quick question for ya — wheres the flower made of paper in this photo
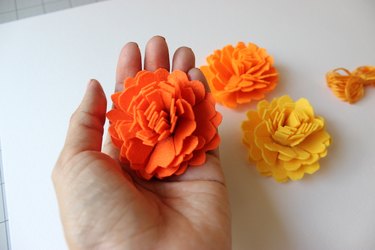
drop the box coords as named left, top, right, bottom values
left=201, top=42, right=278, bottom=108
left=242, top=95, right=331, bottom=182
left=107, top=69, right=222, bottom=180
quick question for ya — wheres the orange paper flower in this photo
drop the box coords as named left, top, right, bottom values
left=201, top=42, right=278, bottom=108
left=242, top=95, right=331, bottom=182
left=326, top=66, right=375, bottom=104
left=107, top=69, right=222, bottom=180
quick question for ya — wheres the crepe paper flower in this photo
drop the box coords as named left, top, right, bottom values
left=200, top=42, right=278, bottom=108
left=326, top=66, right=375, bottom=104
left=107, top=68, right=222, bottom=180
left=242, top=95, right=331, bottom=182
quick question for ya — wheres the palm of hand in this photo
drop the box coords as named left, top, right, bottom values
left=53, top=37, right=231, bottom=250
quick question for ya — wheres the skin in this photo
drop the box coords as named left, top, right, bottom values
left=52, top=36, right=231, bottom=250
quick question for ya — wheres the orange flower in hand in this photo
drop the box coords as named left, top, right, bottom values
left=107, top=68, right=222, bottom=180
left=201, top=42, right=278, bottom=108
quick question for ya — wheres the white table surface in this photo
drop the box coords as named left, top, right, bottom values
left=1, top=0, right=375, bottom=249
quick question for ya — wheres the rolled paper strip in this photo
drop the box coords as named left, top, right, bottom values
left=201, top=42, right=278, bottom=108
left=107, top=68, right=222, bottom=180
left=242, top=95, right=331, bottom=182
left=326, top=66, right=375, bottom=104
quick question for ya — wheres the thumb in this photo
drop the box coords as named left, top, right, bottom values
left=60, top=79, right=107, bottom=164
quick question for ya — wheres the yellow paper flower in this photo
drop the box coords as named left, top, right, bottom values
left=242, top=95, right=331, bottom=182
left=201, top=42, right=278, bottom=108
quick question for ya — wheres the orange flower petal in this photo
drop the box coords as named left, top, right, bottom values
left=137, top=71, right=157, bottom=88
left=155, top=165, right=179, bottom=178
left=145, top=89, right=165, bottom=109
left=210, top=112, right=223, bottom=128
left=145, top=137, right=175, bottom=174
left=181, top=136, right=199, bottom=155
left=190, top=150, right=206, bottom=166
left=190, top=80, right=206, bottom=103
left=154, top=68, right=169, bottom=81
left=118, top=86, right=139, bottom=112
left=204, top=134, right=221, bottom=151
left=111, top=92, right=121, bottom=108
left=137, top=169, right=153, bottom=180
left=126, top=138, right=153, bottom=166
left=107, top=109, right=132, bottom=122
left=116, top=122, right=136, bottom=141
left=180, top=87, right=196, bottom=106
left=175, top=162, right=189, bottom=175
left=174, top=119, right=196, bottom=155
left=108, top=125, right=122, bottom=148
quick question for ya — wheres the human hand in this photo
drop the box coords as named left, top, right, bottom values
left=52, top=36, right=231, bottom=250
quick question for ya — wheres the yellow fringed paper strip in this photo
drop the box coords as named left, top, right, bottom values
left=326, top=66, right=375, bottom=104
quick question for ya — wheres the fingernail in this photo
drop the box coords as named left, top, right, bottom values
left=126, top=42, right=139, bottom=48
left=154, top=35, right=166, bottom=41
left=87, top=79, right=96, bottom=88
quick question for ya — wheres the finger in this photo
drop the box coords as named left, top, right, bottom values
left=102, top=137, right=121, bottom=163
left=115, top=42, right=142, bottom=92
left=59, top=80, right=107, bottom=164
left=104, top=43, right=142, bottom=159
left=188, top=67, right=211, bottom=93
left=172, top=47, right=195, bottom=72
left=144, top=36, right=170, bottom=71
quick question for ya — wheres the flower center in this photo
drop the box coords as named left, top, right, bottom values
left=266, top=109, right=324, bottom=147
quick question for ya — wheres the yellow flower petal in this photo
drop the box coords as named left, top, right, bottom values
left=302, top=153, right=319, bottom=165
left=256, top=160, right=272, bottom=176
left=254, top=121, right=271, bottom=138
left=295, top=98, right=314, bottom=118
left=271, top=165, right=288, bottom=182
left=299, top=130, right=331, bottom=154
left=277, top=95, right=294, bottom=106
left=261, top=147, right=278, bottom=166
left=264, top=142, right=297, bottom=158
left=287, top=168, right=305, bottom=181
left=319, top=150, right=328, bottom=158
left=285, top=110, right=302, bottom=128
left=303, top=162, right=320, bottom=174
left=293, top=147, right=310, bottom=160
left=278, top=153, right=294, bottom=162
left=250, top=144, right=262, bottom=161
left=281, top=159, right=302, bottom=171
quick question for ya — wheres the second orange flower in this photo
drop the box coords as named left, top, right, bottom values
left=201, top=42, right=278, bottom=108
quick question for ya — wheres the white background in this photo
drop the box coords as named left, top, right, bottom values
left=1, top=0, right=375, bottom=249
